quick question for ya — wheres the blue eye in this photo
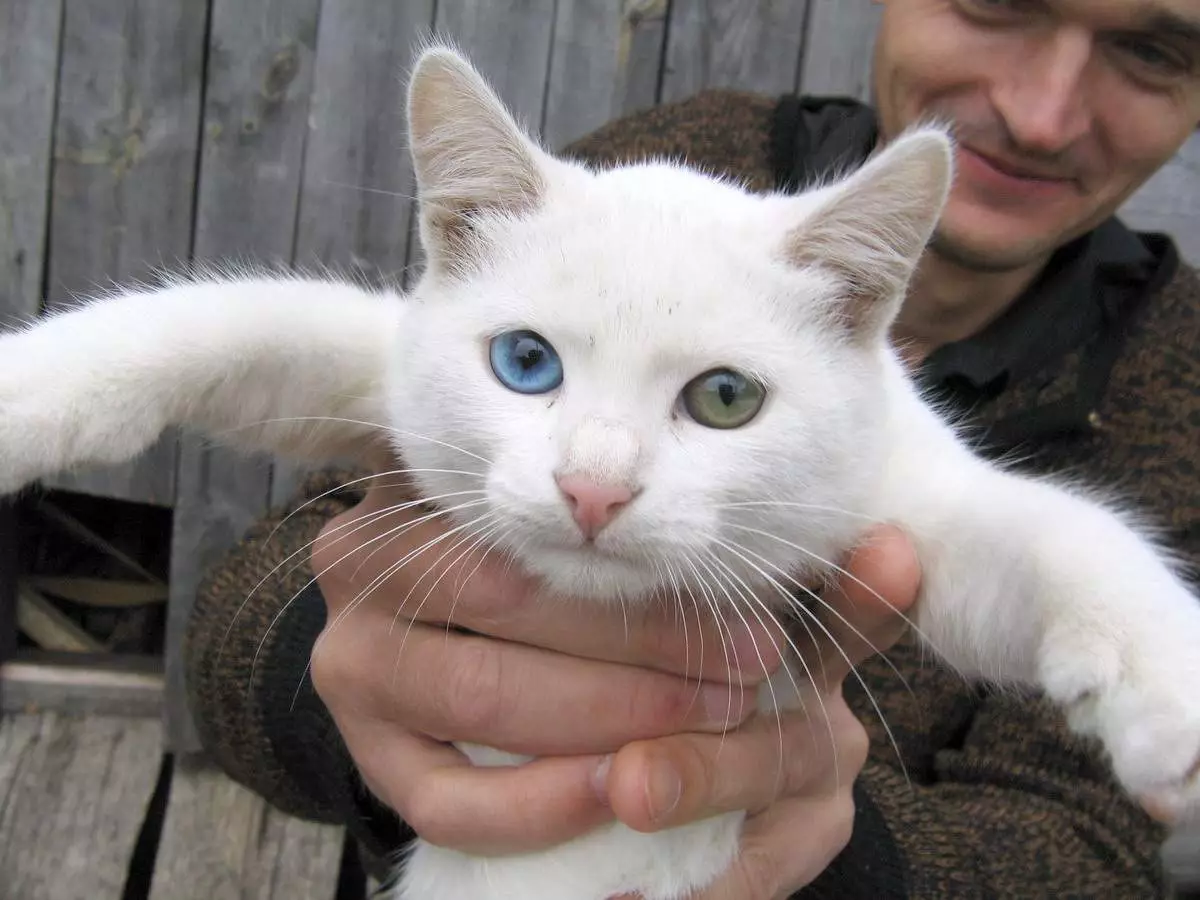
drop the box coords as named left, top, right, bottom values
left=489, top=329, right=563, bottom=394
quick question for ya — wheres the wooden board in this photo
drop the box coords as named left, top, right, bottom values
left=41, top=0, right=207, bottom=505
left=798, top=0, right=881, bottom=98
left=403, top=0, right=557, bottom=279
left=165, top=0, right=322, bottom=753
left=0, top=0, right=63, bottom=331
left=0, top=712, right=163, bottom=900
left=660, top=0, right=809, bottom=102
left=149, top=758, right=344, bottom=900
left=1, top=654, right=163, bottom=718
left=292, top=0, right=435, bottom=289
left=435, top=0, right=557, bottom=131
left=542, top=0, right=668, bottom=149
left=1120, top=131, right=1200, bottom=266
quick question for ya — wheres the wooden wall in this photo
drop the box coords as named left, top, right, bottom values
left=0, top=0, right=1196, bottom=750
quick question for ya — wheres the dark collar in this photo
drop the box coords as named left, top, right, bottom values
left=769, top=94, right=1179, bottom=422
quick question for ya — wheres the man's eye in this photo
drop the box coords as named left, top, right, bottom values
left=1113, top=36, right=1189, bottom=74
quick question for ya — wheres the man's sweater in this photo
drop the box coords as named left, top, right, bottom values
left=184, top=90, right=1200, bottom=896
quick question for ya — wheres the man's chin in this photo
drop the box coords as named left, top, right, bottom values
left=928, top=226, right=1056, bottom=275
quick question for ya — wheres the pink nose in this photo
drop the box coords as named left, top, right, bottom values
left=556, top=474, right=634, bottom=539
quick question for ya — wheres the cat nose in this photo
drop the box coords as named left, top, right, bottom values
left=556, top=474, right=635, bottom=539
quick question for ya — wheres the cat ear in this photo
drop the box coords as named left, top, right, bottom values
left=407, top=45, right=551, bottom=276
left=785, top=127, right=953, bottom=339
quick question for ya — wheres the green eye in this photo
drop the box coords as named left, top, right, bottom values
left=681, top=369, right=765, bottom=429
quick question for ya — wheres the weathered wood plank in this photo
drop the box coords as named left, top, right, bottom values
left=0, top=712, right=163, bottom=900
left=1120, top=131, right=1200, bottom=266
left=280, top=0, right=439, bottom=506
left=435, top=0, right=557, bottom=131
left=1165, top=818, right=1200, bottom=888
left=165, top=0, right=322, bottom=754
left=542, top=0, right=668, bottom=149
left=401, top=0, right=556, bottom=281
left=0, top=0, right=62, bottom=331
left=149, top=758, right=344, bottom=900
left=660, top=0, right=809, bottom=102
left=42, top=0, right=207, bottom=505
left=0, top=654, right=163, bottom=717
left=293, top=0, right=435, bottom=287
left=797, top=0, right=880, bottom=98
left=16, top=583, right=106, bottom=653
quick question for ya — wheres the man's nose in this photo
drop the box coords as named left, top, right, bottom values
left=993, top=27, right=1093, bottom=156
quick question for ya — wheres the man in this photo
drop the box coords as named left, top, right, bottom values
left=185, top=1, right=1200, bottom=895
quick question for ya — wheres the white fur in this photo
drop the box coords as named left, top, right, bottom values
left=1, top=47, right=1198, bottom=900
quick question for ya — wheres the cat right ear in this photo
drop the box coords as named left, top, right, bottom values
left=407, top=45, right=552, bottom=277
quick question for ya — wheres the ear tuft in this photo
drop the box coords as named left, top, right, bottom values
left=786, top=126, right=954, bottom=339
left=407, top=45, right=549, bottom=275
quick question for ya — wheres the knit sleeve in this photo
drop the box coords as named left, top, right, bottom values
left=183, top=469, right=374, bottom=823
left=562, top=89, right=780, bottom=192
left=797, top=648, right=1169, bottom=898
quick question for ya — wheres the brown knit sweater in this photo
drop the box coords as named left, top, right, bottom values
left=185, top=90, right=1199, bottom=897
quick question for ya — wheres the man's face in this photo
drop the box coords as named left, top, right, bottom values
left=872, top=0, right=1200, bottom=272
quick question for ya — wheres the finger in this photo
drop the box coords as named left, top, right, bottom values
left=343, top=716, right=613, bottom=855
left=792, top=523, right=921, bottom=693
left=602, top=698, right=865, bottom=832
left=689, top=791, right=856, bottom=900
left=311, top=619, right=757, bottom=756
left=314, top=483, right=784, bottom=684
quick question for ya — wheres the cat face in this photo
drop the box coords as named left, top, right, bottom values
left=386, top=47, right=952, bottom=605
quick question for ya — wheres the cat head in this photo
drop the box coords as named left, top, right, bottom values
left=387, top=45, right=952, bottom=605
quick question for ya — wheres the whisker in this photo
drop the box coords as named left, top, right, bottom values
left=220, top=489, right=484, bottom=668
left=715, top=500, right=878, bottom=524
left=289, top=510, right=502, bottom=708
left=266, top=466, right=488, bottom=544
left=725, top=523, right=930, bottom=647
left=252, top=497, right=491, bottom=684
left=689, top=551, right=797, bottom=786
left=216, top=415, right=494, bottom=466
left=718, top=536, right=912, bottom=789
left=676, top=550, right=740, bottom=757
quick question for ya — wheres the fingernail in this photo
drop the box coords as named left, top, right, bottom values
left=591, top=755, right=613, bottom=803
left=646, top=761, right=682, bottom=824
left=702, top=684, right=751, bottom=728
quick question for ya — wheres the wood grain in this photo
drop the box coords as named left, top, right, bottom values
left=0, top=712, right=163, bottom=900
left=798, top=0, right=880, bottom=98
left=165, top=0, right=321, bottom=753
left=542, top=0, right=667, bottom=149
left=1, top=654, right=163, bottom=717
left=660, top=0, right=809, bottom=102
left=41, top=0, right=207, bottom=505
left=149, top=757, right=344, bottom=900
left=0, top=0, right=62, bottom=331
left=1120, top=131, right=1200, bottom=266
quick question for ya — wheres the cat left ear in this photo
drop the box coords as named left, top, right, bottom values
left=407, top=45, right=552, bottom=276
left=785, top=126, right=954, bottom=340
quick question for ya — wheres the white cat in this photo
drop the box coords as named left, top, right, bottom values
left=1, top=46, right=1198, bottom=900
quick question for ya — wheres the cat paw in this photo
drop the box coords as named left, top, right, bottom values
left=1038, top=592, right=1200, bottom=819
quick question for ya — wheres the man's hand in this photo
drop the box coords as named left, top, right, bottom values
left=610, top=532, right=920, bottom=899
left=310, top=464, right=919, bottom=871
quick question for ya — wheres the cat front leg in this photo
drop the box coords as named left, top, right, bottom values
left=881, top=389, right=1200, bottom=816
left=0, top=275, right=402, bottom=495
